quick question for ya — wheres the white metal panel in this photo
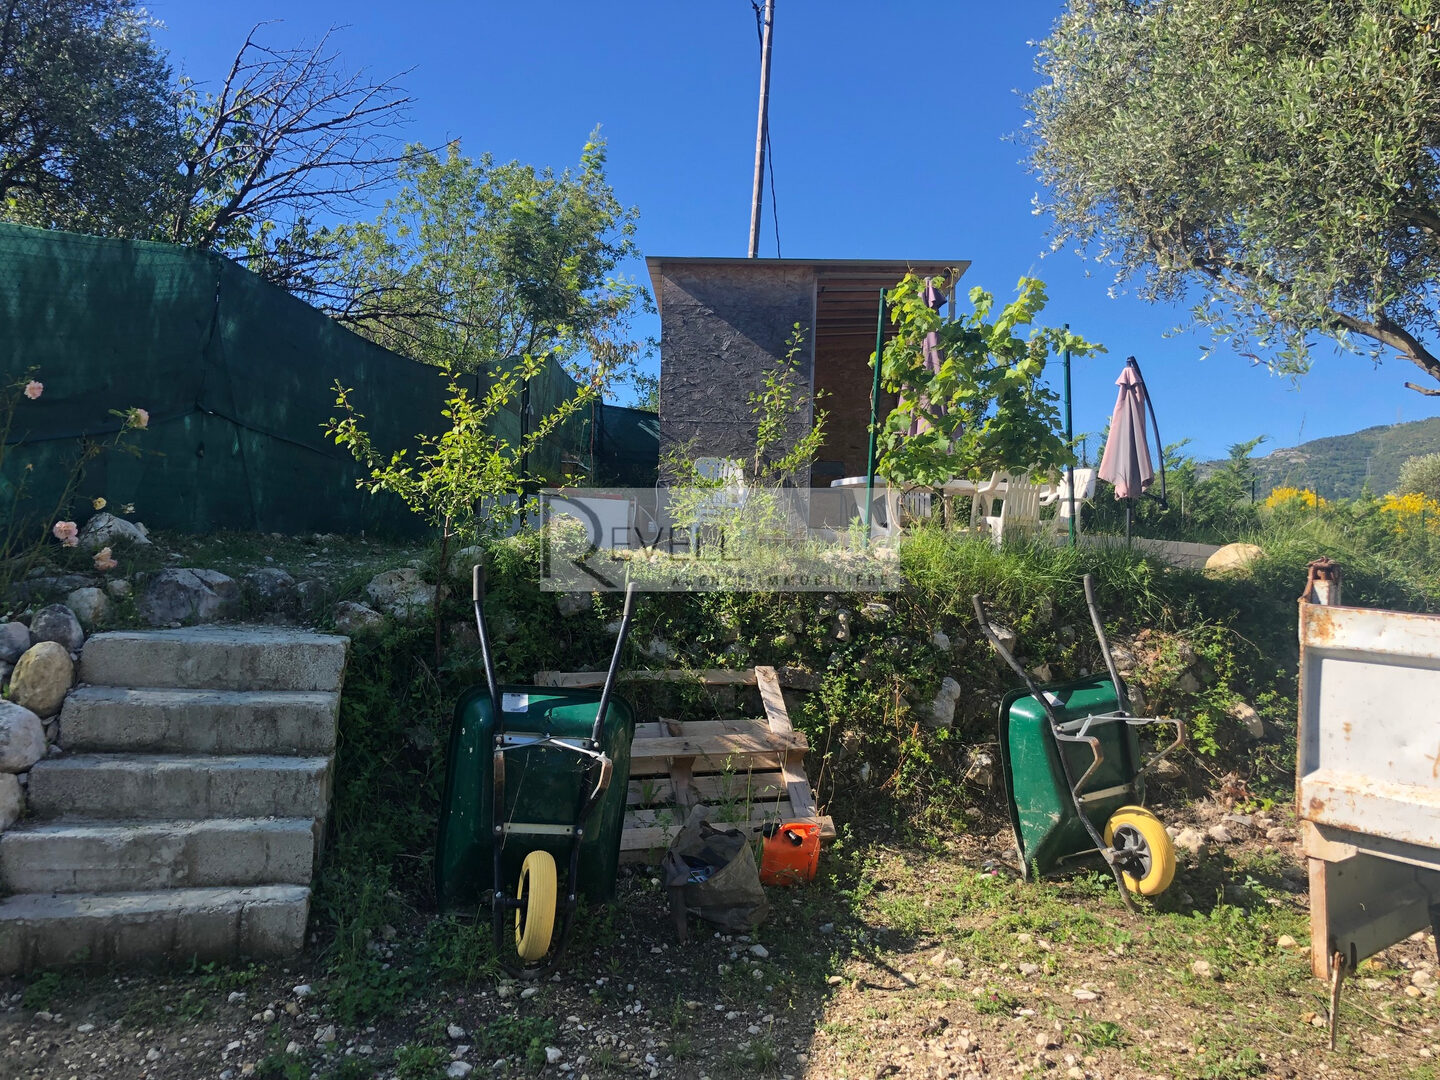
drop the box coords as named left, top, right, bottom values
left=1297, top=603, right=1440, bottom=853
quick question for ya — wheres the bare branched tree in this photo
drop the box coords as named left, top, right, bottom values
left=166, top=24, right=413, bottom=293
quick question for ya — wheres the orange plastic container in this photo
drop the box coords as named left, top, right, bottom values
left=759, top=822, right=821, bottom=886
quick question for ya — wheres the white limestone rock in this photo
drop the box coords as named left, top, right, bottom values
left=0, top=621, right=31, bottom=663
left=65, top=587, right=109, bottom=629
left=29, top=604, right=84, bottom=653
left=77, top=512, right=151, bottom=553
left=139, top=568, right=239, bottom=625
left=243, top=568, right=297, bottom=609
left=0, top=773, right=22, bottom=830
left=333, top=601, right=385, bottom=637
left=928, top=676, right=963, bottom=729
left=365, top=568, right=432, bottom=623
left=0, top=701, right=46, bottom=772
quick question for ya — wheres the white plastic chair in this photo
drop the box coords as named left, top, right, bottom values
left=881, top=484, right=934, bottom=537
left=975, top=472, right=1046, bottom=543
left=969, top=472, right=1006, bottom=530
left=689, top=457, right=747, bottom=548
left=1041, top=467, right=1097, bottom=535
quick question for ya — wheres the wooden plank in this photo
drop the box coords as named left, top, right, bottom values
left=634, top=719, right=810, bottom=751
left=630, top=731, right=807, bottom=762
left=621, top=800, right=831, bottom=836
left=626, top=770, right=788, bottom=807
left=668, top=757, right=697, bottom=815
left=630, top=718, right=799, bottom=778
left=633, top=718, right=774, bottom=741
left=663, top=718, right=698, bottom=816
left=629, top=753, right=784, bottom=779
left=535, top=668, right=759, bottom=688
left=781, top=757, right=819, bottom=817
left=754, top=666, right=792, bottom=734
left=756, top=666, right=819, bottom=818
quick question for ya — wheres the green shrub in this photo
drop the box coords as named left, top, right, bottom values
left=1398, top=451, right=1440, bottom=500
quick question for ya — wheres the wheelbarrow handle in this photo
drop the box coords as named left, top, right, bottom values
left=591, top=581, right=637, bottom=746
left=1083, top=574, right=1130, bottom=714
left=473, top=561, right=501, bottom=721
left=1052, top=728, right=1105, bottom=796
left=973, top=593, right=1054, bottom=722
left=579, top=756, right=615, bottom=822
left=1128, top=715, right=1185, bottom=781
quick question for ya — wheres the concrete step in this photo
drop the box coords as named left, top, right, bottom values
left=79, top=627, right=348, bottom=692
left=0, top=818, right=317, bottom=893
left=60, top=686, right=339, bottom=754
left=0, top=885, right=310, bottom=973
left=27, top=754, right=332, bottom=821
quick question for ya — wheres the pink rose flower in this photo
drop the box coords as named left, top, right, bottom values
left=129, top=407, right=149, bottom=429
left=23, top=380, right=42, bottom=400
left=52, top=520, right=78, bottom=547
left=93, top=546, right=117, bottom=572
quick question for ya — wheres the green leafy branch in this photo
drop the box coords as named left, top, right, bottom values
left=327, top=356, right=594, bottom=546
left=876, top=275, right=1102, bottom=491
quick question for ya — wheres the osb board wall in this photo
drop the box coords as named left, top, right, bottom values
left=657, top=263, right=815, bottom=482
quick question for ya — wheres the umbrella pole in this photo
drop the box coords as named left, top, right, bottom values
left=1062, top=325, right=1076, bottom=548
left=863, top=288, right=885, bottom=542
left=1125, top=500, right=1132, bottom=547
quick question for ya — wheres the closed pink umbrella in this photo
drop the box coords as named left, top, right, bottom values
left=903, top=277, right=949, bottom=437
left=1097, top=356, right=1161, bottom=543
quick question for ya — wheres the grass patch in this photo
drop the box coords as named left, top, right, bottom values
left=475, top=1014, right=557, bottom=1067
left=391, top=1043, right=448, bottom=1080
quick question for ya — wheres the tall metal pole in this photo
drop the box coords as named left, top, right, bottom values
left=747, top=0, right=775, bottom=258
left=1062, top=324, right=1076, bottom=548
left=863, top=288, right=885, bottom=538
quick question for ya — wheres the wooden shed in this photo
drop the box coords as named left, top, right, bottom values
left=647, top=256, right=969, bottom=494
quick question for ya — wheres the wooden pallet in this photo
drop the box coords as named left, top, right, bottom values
left=533, top=665, right=834, bottom=864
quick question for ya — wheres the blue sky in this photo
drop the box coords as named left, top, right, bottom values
left=148, top=0, right=1437, bottom=462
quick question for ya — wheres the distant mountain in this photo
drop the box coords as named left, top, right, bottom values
left=1210, top=417, right=1440, bottom=499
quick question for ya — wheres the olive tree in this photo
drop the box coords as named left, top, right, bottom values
left=1398, top=452, right=1440, bottom=499
left=1027, top=0, right=1440, bottom=394
left=0, top=0, right=176, bottom=235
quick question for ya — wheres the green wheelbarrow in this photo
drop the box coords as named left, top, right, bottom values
left=973, top=574, right=1184, bottom=910
left=435, top=566, right=637, bottom=975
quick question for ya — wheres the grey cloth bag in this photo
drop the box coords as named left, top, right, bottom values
left=661, top=806, right=770, bottom=935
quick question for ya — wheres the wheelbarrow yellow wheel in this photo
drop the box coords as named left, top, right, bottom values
left=1103, top=806, right=1176, bottom=896
left=515, top=850, right=557, bottom=962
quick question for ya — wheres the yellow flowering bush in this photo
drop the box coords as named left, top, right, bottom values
left=1263, top=486, right=1327, bottom=511
left=1379, top=492, right=1440, bottom=536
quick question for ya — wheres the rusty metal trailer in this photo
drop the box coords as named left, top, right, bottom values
left=1297, top=560, right=1440, bottom=1020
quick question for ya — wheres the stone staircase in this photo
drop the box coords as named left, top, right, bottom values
left=0, top=627, right=348, bottom=973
